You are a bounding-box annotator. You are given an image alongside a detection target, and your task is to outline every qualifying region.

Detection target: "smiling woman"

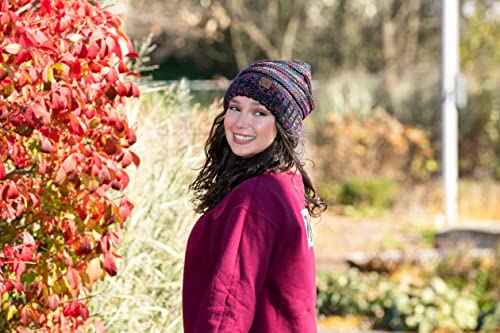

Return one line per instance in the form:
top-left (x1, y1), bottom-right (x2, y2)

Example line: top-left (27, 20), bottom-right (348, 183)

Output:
top-left (224, 96), bottom-right (277, 158)
top-left (184, 60), bottom-right (327, 333)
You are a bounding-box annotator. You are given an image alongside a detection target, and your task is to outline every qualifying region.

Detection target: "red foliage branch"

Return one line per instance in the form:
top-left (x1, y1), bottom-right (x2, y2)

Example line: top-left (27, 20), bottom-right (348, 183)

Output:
top-left (0, 0), bottom-right (140, 331)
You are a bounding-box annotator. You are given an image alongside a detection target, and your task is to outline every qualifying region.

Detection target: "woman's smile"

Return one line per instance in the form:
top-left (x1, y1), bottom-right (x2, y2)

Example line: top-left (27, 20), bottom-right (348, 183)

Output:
top-left (233, 133), bottom-right (255, 143)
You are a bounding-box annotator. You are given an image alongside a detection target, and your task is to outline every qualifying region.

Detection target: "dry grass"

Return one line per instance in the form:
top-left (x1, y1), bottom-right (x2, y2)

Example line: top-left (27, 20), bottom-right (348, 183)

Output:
top-left (392, 180), bottom-right (500, 226)
top-left (87, 82), bottom-right (218, 333)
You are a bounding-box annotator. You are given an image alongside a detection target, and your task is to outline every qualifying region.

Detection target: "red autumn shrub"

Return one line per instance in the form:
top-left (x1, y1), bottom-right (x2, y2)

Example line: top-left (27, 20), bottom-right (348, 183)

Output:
top-left (0, 0), bottom-right (140, 331)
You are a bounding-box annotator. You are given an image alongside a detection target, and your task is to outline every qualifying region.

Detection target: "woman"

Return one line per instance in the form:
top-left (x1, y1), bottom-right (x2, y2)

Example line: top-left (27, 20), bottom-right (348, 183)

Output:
top-left (183, 60), bottom-right (327, 332)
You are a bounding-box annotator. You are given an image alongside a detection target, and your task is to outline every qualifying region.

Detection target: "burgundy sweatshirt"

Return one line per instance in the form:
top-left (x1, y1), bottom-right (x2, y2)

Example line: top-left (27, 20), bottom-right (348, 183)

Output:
top-left (183, 171), bottom-right (317, 333)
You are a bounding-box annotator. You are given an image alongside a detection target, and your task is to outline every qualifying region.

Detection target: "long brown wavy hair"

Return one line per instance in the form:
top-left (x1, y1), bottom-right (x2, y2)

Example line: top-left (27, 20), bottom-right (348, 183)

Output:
top-left (189, 110), bottom-right (327, 217)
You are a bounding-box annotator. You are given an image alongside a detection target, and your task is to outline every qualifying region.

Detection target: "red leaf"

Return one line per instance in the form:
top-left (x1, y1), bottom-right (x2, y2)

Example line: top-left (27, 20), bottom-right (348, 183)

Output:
top-left (51, 92), bottom-right (66, 111)
top-left (125, 52), bottom-right (139, 58)
top-left (99, 41), bottom-right (108, 58)
top-left (20, 306), bottom-right (33, 325)
top-left (121, 150), bottom-right (132, 168)
top-left (56, 15), bottom-right (72, 33)
top-left (15, 49), bottom-right (31, 65)
top-left (28, 102), bottom-right (50, 124)
top-left (2, 181), bottom-right (19, 200)
top-left (60, 53), bottom-right (76, 63)
top-left (0, 163), bottom-right (5, 180)
top-left (103, 253), bottom-right (117, 276)
top-left (103, 137), bottom-right (118, 155)
top-left (87, 42), bottom-right (99, 59)
top-left (81, 303), bottom-right (90, 320)
top-left (54, 167), bottom-right (66, 184)
top-left (77, 43), bottom-right (88, 58)
top-left (94, 318), bottom-right (106, 333)
top-left (63, 300), bottom-right (84, 318)
top-left (20, 245), bottom-right (33, 261)
top-left (62, 302), bottom-right (71, 316)
top-left (111, 179), bottom-right (121, 190)
top-left (66, 268), bottom-right (81, 290)
top-left (91, 164), bottom-right (100, 177)
top-left (5, 280), bottom-right (13, 291)
top-left (104, 85), bottom-right (117, 100)
top-left (126, 128), bottom-right (137, 146)
top-left (116, 81), bottom-right (128, 96)
top-left (22, 231), bottom-right (35, 246)
top-left (5, 279), bottom-right (22, 292)
top-left (130, 83), bottom-right (140, 98)
top-left (76, 234), bottom-right (92, 255)
top-left (4, 43), bottom-right (22, 54)
top-left (13, 279), bottom-right (22, 292)
top-left (46, 294), bottom-right (59, 311)
top-left (121, 170), bottom-right (130, 189)
top-left (130, 151), bottom-right (140, 167)
top-left (28, 193), bottom-right (40, 208)
top-left (15, 261), bottom-right (26, 279)
top-left (118, 196), bottom-right (133, 221)
top-left (62, 154), bottom-right (76, 173)
top-left (106, 36), bottom-right (116, 56)
top-left (72, 60), bottom-right (82, 77)
top-left (40, 137), bottom-right (53, 153)
top-left (118, 36), bottom-right (134, 56)
top-left (117, 60), bottom-right (128, 73)
top-left (88, 257), bottom-right (104, 282)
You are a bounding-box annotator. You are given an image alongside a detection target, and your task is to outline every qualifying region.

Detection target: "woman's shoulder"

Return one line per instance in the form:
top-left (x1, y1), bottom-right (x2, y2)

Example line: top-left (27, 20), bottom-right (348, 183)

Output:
top-left (236, 170), bottom-right (300, 189)
top-left (261, 170), bottom-right (303, 186)
top-left (229, 170), bottom-right (304, 205)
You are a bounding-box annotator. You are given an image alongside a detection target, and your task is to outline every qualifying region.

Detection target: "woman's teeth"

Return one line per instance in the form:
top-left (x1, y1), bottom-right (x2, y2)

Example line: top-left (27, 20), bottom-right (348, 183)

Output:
top-left (234, 134), bottom-right (254, 142)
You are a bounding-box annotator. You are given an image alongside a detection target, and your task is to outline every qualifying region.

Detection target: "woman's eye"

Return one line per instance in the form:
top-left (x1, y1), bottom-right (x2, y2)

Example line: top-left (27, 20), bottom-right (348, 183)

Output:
top-left (229, 106), bottom-right (240, 112)
top-left (255, 111), bottom-right (267, 116)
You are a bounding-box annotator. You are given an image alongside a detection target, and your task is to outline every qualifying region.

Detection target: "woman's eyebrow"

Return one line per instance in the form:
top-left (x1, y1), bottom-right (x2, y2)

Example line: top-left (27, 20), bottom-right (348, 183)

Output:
top-left (230, 98), bottom-right (265, 108)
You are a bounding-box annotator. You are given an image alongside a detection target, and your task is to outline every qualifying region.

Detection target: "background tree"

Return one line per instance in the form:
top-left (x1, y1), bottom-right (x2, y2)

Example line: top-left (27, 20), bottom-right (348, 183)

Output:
top-left (121, 0), bottom-right (441, 78)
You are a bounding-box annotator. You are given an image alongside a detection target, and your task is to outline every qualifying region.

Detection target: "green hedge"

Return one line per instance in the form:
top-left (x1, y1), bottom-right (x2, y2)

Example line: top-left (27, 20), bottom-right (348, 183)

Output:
top-left (317, 268), bottom-right (499, 333)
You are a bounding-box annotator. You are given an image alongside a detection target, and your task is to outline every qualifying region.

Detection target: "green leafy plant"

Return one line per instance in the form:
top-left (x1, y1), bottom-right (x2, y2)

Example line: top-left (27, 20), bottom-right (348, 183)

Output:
top-left (319, 177), bottom-right (397, 217)
top-left (317, 263), bottom-right (499, 333)
top-left (479, 302), bottom-right (500, 333)
top-left (0, 0), bottom-right (139, 331)
top-left (339, 177), bottom-right (396, 208)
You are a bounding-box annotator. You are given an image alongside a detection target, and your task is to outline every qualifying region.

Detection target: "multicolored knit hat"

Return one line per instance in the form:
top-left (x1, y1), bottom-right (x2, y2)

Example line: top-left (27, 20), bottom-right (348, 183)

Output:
top-left (223, 60), bottom-right (315, 141)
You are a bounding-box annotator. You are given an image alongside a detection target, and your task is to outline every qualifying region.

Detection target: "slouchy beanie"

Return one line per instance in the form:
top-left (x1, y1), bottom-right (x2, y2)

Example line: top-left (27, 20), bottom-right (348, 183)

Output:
top-left (223, 60), bottom-right (315, 140)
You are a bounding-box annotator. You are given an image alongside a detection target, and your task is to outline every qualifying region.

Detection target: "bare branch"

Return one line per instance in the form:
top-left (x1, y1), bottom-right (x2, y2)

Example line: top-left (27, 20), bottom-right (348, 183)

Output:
top-left (240, 20), bottom-right (280, 59)
top-left (280, 0), bottom-right (301, 59)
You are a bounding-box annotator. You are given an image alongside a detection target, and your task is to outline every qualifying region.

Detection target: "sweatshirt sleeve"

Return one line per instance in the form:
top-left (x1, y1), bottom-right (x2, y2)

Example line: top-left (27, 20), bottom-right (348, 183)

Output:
top-left (194, 206), bottom-right (277, 333)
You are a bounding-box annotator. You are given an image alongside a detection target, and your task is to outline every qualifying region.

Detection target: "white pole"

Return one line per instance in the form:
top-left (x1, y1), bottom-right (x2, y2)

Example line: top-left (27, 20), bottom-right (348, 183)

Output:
top-left (441, 0), bottom-right (459, 227)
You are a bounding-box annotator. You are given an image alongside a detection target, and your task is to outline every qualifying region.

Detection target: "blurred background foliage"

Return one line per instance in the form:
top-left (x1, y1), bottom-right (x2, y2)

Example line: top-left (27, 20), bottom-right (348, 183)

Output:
top-left (117, 0), bottom-right (500, 188)
top-left (316, 246), bottom-right (500, 332)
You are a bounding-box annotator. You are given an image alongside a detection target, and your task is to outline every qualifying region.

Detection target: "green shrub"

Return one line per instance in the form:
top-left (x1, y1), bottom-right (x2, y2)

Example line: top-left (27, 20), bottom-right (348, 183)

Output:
top-left (318, 177), bottom-right (398, 217)
top-left (339, 177), bottom-right (397, 208)
top-left (436, 247), bottom-right (500, 312)
top-left (317, 266), bottom-right (499, 333)
top-left (317, 180), bottom-right (342, 205)
top-left (480, 302), bottom-right (500, 333)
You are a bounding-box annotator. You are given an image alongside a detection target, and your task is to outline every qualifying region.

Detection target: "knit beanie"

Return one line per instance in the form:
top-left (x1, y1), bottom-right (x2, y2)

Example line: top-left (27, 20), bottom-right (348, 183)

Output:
top-left (223, 60), bottom-right (315, 140)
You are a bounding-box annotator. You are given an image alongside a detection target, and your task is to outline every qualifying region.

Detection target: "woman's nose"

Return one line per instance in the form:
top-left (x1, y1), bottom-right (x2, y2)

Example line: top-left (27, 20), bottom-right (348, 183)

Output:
top-left (234, 111), bottom-right (249, 128)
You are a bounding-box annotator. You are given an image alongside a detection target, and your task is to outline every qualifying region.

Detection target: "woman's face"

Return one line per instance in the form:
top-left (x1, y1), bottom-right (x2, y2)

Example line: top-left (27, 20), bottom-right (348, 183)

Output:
top-left (224, 96), bottom-right (277, 158)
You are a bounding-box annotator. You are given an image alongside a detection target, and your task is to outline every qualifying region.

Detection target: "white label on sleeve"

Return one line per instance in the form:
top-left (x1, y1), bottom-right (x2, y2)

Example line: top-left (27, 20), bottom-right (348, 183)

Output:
top-left (301, 208), bottom-right (313, 248)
